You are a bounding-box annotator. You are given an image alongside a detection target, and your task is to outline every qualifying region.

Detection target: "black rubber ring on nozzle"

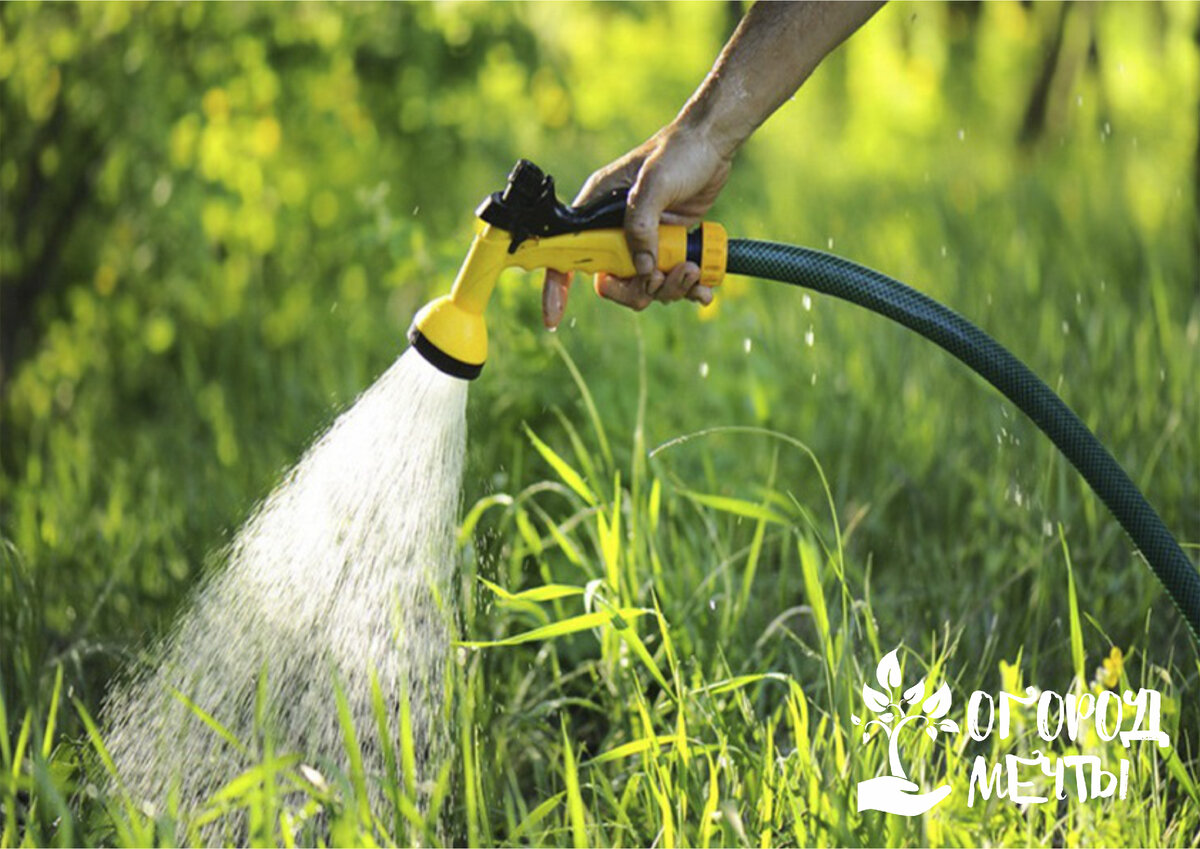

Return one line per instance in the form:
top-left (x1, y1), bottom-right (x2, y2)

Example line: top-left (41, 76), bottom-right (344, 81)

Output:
top-left (407, 327), bottom-right (484, 381)
top-left (686, 228), bottom-right (703, 266)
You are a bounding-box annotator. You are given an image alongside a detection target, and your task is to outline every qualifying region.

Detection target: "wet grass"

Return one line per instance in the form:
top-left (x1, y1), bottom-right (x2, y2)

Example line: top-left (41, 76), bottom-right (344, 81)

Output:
top-left (4, 360), bottom-right (1198, 845)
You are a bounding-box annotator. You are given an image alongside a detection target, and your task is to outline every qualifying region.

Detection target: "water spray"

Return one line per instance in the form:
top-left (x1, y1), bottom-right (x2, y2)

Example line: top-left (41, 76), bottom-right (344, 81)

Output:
top-left (411, 159), bottom-right (1200, 640)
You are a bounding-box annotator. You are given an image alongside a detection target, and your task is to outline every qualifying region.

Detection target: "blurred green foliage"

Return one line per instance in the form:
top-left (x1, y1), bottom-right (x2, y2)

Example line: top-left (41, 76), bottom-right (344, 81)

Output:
top-left (1, 3), bottom-right (1198, 839)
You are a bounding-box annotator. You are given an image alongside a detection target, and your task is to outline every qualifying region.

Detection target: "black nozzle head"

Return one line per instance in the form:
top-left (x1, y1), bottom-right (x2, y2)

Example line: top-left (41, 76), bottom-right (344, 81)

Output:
top-left (407, 326), bottom-right (484, 381)
top-left (476, 158), bottom-right (628, 253)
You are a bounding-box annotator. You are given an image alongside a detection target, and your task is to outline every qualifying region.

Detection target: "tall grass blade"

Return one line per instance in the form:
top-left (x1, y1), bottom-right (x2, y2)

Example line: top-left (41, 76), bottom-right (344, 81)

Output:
top-left (459, 608), bottom-right (650, 648)
top-left (552, 336), bottom-right (613, 469)
top-left (478, 577), bottom-right (584, 603)
top-left (510, 791), bottom-right (566, 843)
top-left (525, 424), bottom-right (598, 506)
top-left (168, 687), bottom-right (249, 756)
top-left (39, 665), bottom-right (63, 760)
top-left (681, 491), bottom-right (791, 526)
top-left (560, 718), bottom-right (588, 849)
top-left (1059, 527), bottom-right (1086, 686)
top-left (798, 536), bottom-right (831, 642)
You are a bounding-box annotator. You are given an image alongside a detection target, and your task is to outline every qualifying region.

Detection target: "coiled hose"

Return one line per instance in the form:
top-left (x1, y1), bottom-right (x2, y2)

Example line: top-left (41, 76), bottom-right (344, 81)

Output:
top-left (725, 239), bottom-right (1200, 641)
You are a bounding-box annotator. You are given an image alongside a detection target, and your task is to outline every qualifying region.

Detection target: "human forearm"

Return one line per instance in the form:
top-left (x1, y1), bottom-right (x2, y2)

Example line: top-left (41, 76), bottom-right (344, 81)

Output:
top-left (677, 1), bottom-right (885, 157)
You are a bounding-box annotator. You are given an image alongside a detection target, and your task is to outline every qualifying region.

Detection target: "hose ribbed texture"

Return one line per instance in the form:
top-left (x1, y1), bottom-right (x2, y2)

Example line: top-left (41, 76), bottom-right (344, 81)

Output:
top-left (727, 239), bottom-right (1199, 641)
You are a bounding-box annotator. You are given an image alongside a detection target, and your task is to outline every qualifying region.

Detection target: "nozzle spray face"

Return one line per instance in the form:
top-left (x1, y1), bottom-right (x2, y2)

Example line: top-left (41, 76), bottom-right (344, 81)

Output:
top-left (408, 295), bottom-right (487, 381)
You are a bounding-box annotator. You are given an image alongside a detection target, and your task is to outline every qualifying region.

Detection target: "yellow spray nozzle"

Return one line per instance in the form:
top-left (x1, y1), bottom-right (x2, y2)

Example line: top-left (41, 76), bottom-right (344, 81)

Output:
top-left (409, 160), bottom-right (727, 380)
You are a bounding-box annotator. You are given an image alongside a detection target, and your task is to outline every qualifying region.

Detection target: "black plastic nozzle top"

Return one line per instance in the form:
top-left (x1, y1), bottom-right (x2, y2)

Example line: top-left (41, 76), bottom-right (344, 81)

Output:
top-left (477, 159), bottom-right (629, 253)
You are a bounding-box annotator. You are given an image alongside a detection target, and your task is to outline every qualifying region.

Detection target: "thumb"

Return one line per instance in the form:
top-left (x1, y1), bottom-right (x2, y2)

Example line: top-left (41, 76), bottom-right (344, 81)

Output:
top-left (625, 165), bottom-right (668, 281)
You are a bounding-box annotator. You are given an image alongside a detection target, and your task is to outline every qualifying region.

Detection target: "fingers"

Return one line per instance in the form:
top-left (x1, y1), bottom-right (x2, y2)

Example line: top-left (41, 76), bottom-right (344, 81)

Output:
top-left (594, 273), bottom-right (654, 312)
top-left (542, 269), bottom-right (573, 329)
top-left (650, 262), bottom-right (712, 307)
top-left (594, 261), bottom-right (714, 312)
top-left (687, 284), bottom-right (714, 306)
top-left (658, 262), bottom-right (698, 303)
top-left (625, 160), bottom-right (668, 291)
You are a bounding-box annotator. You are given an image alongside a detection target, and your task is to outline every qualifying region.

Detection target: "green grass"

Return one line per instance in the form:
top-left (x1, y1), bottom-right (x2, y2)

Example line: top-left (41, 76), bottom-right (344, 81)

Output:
top-left (2, 2), bottom-right (1198, 846)
top-left (4, 387), bottom-right (1197, 845)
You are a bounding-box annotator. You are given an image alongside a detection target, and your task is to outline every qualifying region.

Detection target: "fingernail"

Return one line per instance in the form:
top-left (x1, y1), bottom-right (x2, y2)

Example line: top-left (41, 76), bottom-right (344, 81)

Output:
top-left (646, 270), bottom-right (665, 296)
top-left (634, 252), bottom-right (654, 278)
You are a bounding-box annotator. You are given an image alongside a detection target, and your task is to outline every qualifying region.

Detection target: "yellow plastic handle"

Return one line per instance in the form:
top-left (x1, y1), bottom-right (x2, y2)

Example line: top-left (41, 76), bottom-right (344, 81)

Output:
top-left (512, 226), bottom-right (686, 278)
top-left (511, 221), bottom-right (726, 286)
top-left (415, 219), bottom-right (728, 372)
top-left (447, 220), bottom-right (727, 317)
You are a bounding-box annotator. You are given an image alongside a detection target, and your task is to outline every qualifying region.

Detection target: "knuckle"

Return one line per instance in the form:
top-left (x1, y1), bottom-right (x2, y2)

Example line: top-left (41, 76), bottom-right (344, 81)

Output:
top-left (626, 215), bottom-right (655, 237)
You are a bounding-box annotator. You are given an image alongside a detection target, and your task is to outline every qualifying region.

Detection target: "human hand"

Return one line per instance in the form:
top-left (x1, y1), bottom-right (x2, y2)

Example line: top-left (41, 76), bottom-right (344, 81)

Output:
top-left (541, 123), bottom-right (732, 328)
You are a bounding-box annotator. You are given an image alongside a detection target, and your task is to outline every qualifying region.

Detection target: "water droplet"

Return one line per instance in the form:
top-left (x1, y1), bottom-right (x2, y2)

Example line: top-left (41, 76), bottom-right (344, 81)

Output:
top-left (802, 293), bottom-right (812, 311)
top-left (699, 361), bottom-right (709, 378)
top-left (152, 175), bottom-right (172, 207)
top-left (743, 337), bottom-right (752, 354)
top-left (804, 327), bottom-right (815, 347)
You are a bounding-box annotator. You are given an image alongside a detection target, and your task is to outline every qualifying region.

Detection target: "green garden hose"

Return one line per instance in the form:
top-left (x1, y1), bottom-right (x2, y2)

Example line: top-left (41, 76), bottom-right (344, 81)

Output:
top-left (725, 239), bottom-right (1200, 642)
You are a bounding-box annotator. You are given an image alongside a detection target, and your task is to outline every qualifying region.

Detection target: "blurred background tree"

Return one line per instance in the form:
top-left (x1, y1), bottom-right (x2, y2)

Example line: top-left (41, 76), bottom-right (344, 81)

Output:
top-left (2, 1), bottom-right (1197, 740)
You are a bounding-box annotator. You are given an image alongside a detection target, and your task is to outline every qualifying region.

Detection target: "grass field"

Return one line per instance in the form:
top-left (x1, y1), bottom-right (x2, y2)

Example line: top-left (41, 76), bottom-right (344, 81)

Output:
top-left (2, 2), bottom-right (1198, 846)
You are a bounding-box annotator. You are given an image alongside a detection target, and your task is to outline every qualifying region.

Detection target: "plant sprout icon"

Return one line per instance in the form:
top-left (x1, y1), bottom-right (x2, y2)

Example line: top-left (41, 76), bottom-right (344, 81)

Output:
top-left (853, 647), bottom-right (959, 816)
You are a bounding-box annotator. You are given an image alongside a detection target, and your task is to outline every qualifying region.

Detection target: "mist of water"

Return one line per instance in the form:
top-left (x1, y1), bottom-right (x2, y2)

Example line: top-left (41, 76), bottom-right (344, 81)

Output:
top-left (103, 349), bottom-right (468, 829)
